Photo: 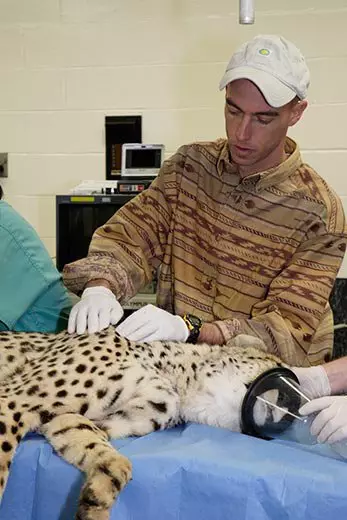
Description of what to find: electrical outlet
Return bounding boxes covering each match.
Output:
[0,153,8,177]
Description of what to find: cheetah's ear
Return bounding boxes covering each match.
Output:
[226,334,267,351]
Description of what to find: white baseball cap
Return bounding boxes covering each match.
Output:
[219,34,310,108]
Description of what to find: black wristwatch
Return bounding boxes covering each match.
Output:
[182,314,202,344]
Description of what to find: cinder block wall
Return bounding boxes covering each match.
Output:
[0,0,346,275]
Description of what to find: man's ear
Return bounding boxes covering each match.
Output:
[288,99,308,127]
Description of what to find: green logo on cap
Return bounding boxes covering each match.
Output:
[259,48,270,56]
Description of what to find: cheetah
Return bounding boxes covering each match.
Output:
[0,326,286,520]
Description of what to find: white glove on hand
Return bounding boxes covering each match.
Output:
[300,396,347,444]
[291,365,331,400]
[116,304,189,342]
[68,286,124,335]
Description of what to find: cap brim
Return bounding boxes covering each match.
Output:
[219,67,296,108]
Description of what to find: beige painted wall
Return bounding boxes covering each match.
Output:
[0,0,347,274]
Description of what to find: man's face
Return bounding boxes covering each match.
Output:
[224,79,307,177]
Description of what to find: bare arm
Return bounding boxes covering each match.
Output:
[323,357,347,394]
[197,323,224,345]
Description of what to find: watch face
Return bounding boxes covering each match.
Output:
[184,314,202,344]
[187,314,202,328]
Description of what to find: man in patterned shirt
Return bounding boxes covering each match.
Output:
[63,34,347,366]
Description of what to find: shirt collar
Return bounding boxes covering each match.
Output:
[217,137,302,191]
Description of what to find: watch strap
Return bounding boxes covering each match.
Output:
[182,314,202,344]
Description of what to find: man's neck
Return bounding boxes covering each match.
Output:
[237,148,290,179]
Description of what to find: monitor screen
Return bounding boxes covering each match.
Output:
[126,148,162,169]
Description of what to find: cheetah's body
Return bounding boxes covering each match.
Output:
[0,327,285,519]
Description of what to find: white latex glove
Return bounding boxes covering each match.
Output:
[68,286,124,335]
[291,365,331,400]
[116,304,189,342]
[300,396,347,444]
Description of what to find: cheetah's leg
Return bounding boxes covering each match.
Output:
[99,378,180,438]
[40,413,132,520]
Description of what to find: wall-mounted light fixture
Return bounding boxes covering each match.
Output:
[239,0,255,24]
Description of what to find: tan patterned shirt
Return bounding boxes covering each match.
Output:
[63,137,347,366]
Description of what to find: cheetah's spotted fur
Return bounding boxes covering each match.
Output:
[0,327,286,519]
